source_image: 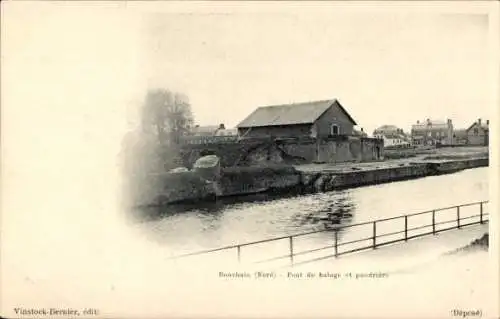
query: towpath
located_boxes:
[295,146,488,173]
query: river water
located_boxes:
[130,167,489,261]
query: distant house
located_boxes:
[379,134,411,149]
[466,119,489,146]
[190,125,222,136]
[373,125,411,148]
[236,99,357,139]
[214,127,238,137]
[183,123,238,145]
[373,125,401,136]
[411,119,454,146]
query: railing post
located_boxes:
[432,210,436,235]
[237,245,241,263]
[289,236,294,265]
[372,222,377,249]
[334,231,338,257]
[404,216,408,241]
[480,202,483,224]
[457,206,461,229]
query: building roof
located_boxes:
[214,128,238,136]
[412,120,449,131]
[237,99,357,128]
[191,125,220,136]
[352,129,368,137]
[466,121,489,132]
[377,132,409,140]
[374,125,399,132]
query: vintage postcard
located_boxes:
[1,1,499,318]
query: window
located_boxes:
[330,124,339,136]
[474,128,479,135]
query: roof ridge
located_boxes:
[236,98,357,128]
[258,98,337,109]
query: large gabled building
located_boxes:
[236,99,357,139]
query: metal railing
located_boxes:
[168,200,489,267]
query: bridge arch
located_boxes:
[200,149,216,157]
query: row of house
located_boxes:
[183,99,489,149]
[372,118,489,148]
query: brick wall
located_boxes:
[238,124,312,139]
[361,138,384,161]
[314,102,355,137]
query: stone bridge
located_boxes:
[179,138,279,168]
[179,136,384,168]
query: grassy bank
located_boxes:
[446,233,489,255]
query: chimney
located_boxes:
[417,120,420,124]
[361,128,364,132]
[478,118,481,125]
[219,123,225,129]
[426,118,431,124]
[487,120,489,125]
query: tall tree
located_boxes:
[141,89,194,146]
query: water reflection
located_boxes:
[132,201,225,222]
[131,191,305,223]
[301,195,355,228]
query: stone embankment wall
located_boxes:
[217,166,302,197]
[127,171,217,207]
[303,158,489,193]
[132,157,488,207]
[302,163,430,192]
[427,158,488,174]
[180,136,384,168]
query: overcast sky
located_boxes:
[142,8,491,134]
[2,3,496,158]
[4,3,492,138]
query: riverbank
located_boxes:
[445,232,489,254]
[132,146,488,207]
[296,157,488,193]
